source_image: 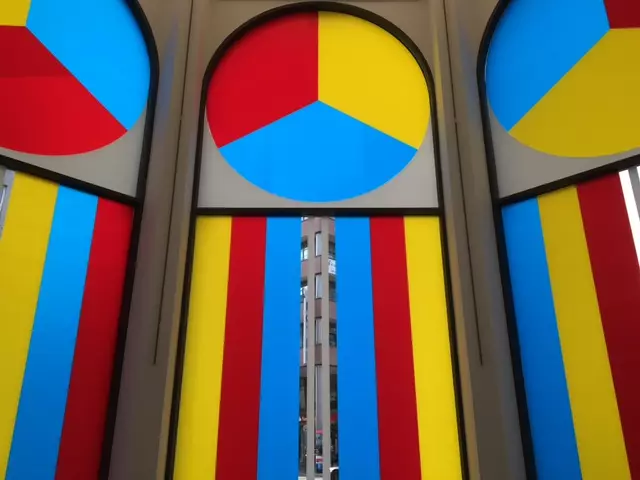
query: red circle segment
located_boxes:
[206,12,319,148]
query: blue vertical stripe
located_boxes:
[257,217,302,480]
[335,218,380,480]
[502,200,581,479]
[7,187,97,480]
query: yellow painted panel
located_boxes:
[404,216,461,480]
[0,0,31,26]
[174,217,232,480]
[318,12,430,149]
[513,29,640,157]
[539,189,630,479]
[0,172,56,478]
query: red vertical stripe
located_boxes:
[55,199,134,479]
[370,217,421,480]
[578,174,640,477]
[216,217,267,480]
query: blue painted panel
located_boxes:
[7,187,97,480]
[27,0,150,129]
[486,0,608,130]
[335,218,381,480]
[502,200,581,479]
[257,217,302,480]
[220,101,417,202]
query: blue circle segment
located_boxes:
[486,0,609,131]
[218,101,417,202]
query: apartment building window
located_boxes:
[301,237,308,261]
[315,231,322,256]
[329,279,336,302]
[301,280,308,302]
[315,273,322,299]
[329,321,337,347]
[328,238,336,260]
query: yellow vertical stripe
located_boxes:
[174,216,232,480]
[404,216,462,479]
[0,173,57,477]
[539,188,630,479]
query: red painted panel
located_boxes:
[605,0,640,29]
[206,13,318,148]
[578,174,640,478]
[56,199,134,480]
[370,217,421,480]
[216,217,267,480]
[0,27,67,77]
[0,27,126,155]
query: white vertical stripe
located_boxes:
[619,170,640,266]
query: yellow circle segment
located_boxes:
[0,0,31,26]
[512,29,640,158]
[318,12,430,150]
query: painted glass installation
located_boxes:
[483,0,640,477]
[502,169,640,479]
[0,1,153,478]
[0,0,149,156]
[171,6,463,480]
[0,172,133,479]
[197,10,439,210]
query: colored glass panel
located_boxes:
[0,0,31,26]
[605,0,640,29]
[205,11,432,203]
[6,187,97,480]
[0,27,127,155]
[0,174,57,478]
[335,218,380,480]
[539,188,629,479]
[56,199,133,480]
[0,0,149,155]
[405,217,462,479]
[174,217,232,480]
[318,11,429,149]
[502,200,581,479]
[207,13,318,148]
[219,102,416,203]
[215,218,266,480]
[370,217,421,479]
[257,218,301,480]
[27,0,149,129]
[486,0,608,131]
[511,29,640,157]
[578,175,640,478]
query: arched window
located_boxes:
[480,1,640,477]
[0,1,157,478]
[169,3,465,479]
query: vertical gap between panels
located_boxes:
[441,0,484,365]
[153,0,195,364]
